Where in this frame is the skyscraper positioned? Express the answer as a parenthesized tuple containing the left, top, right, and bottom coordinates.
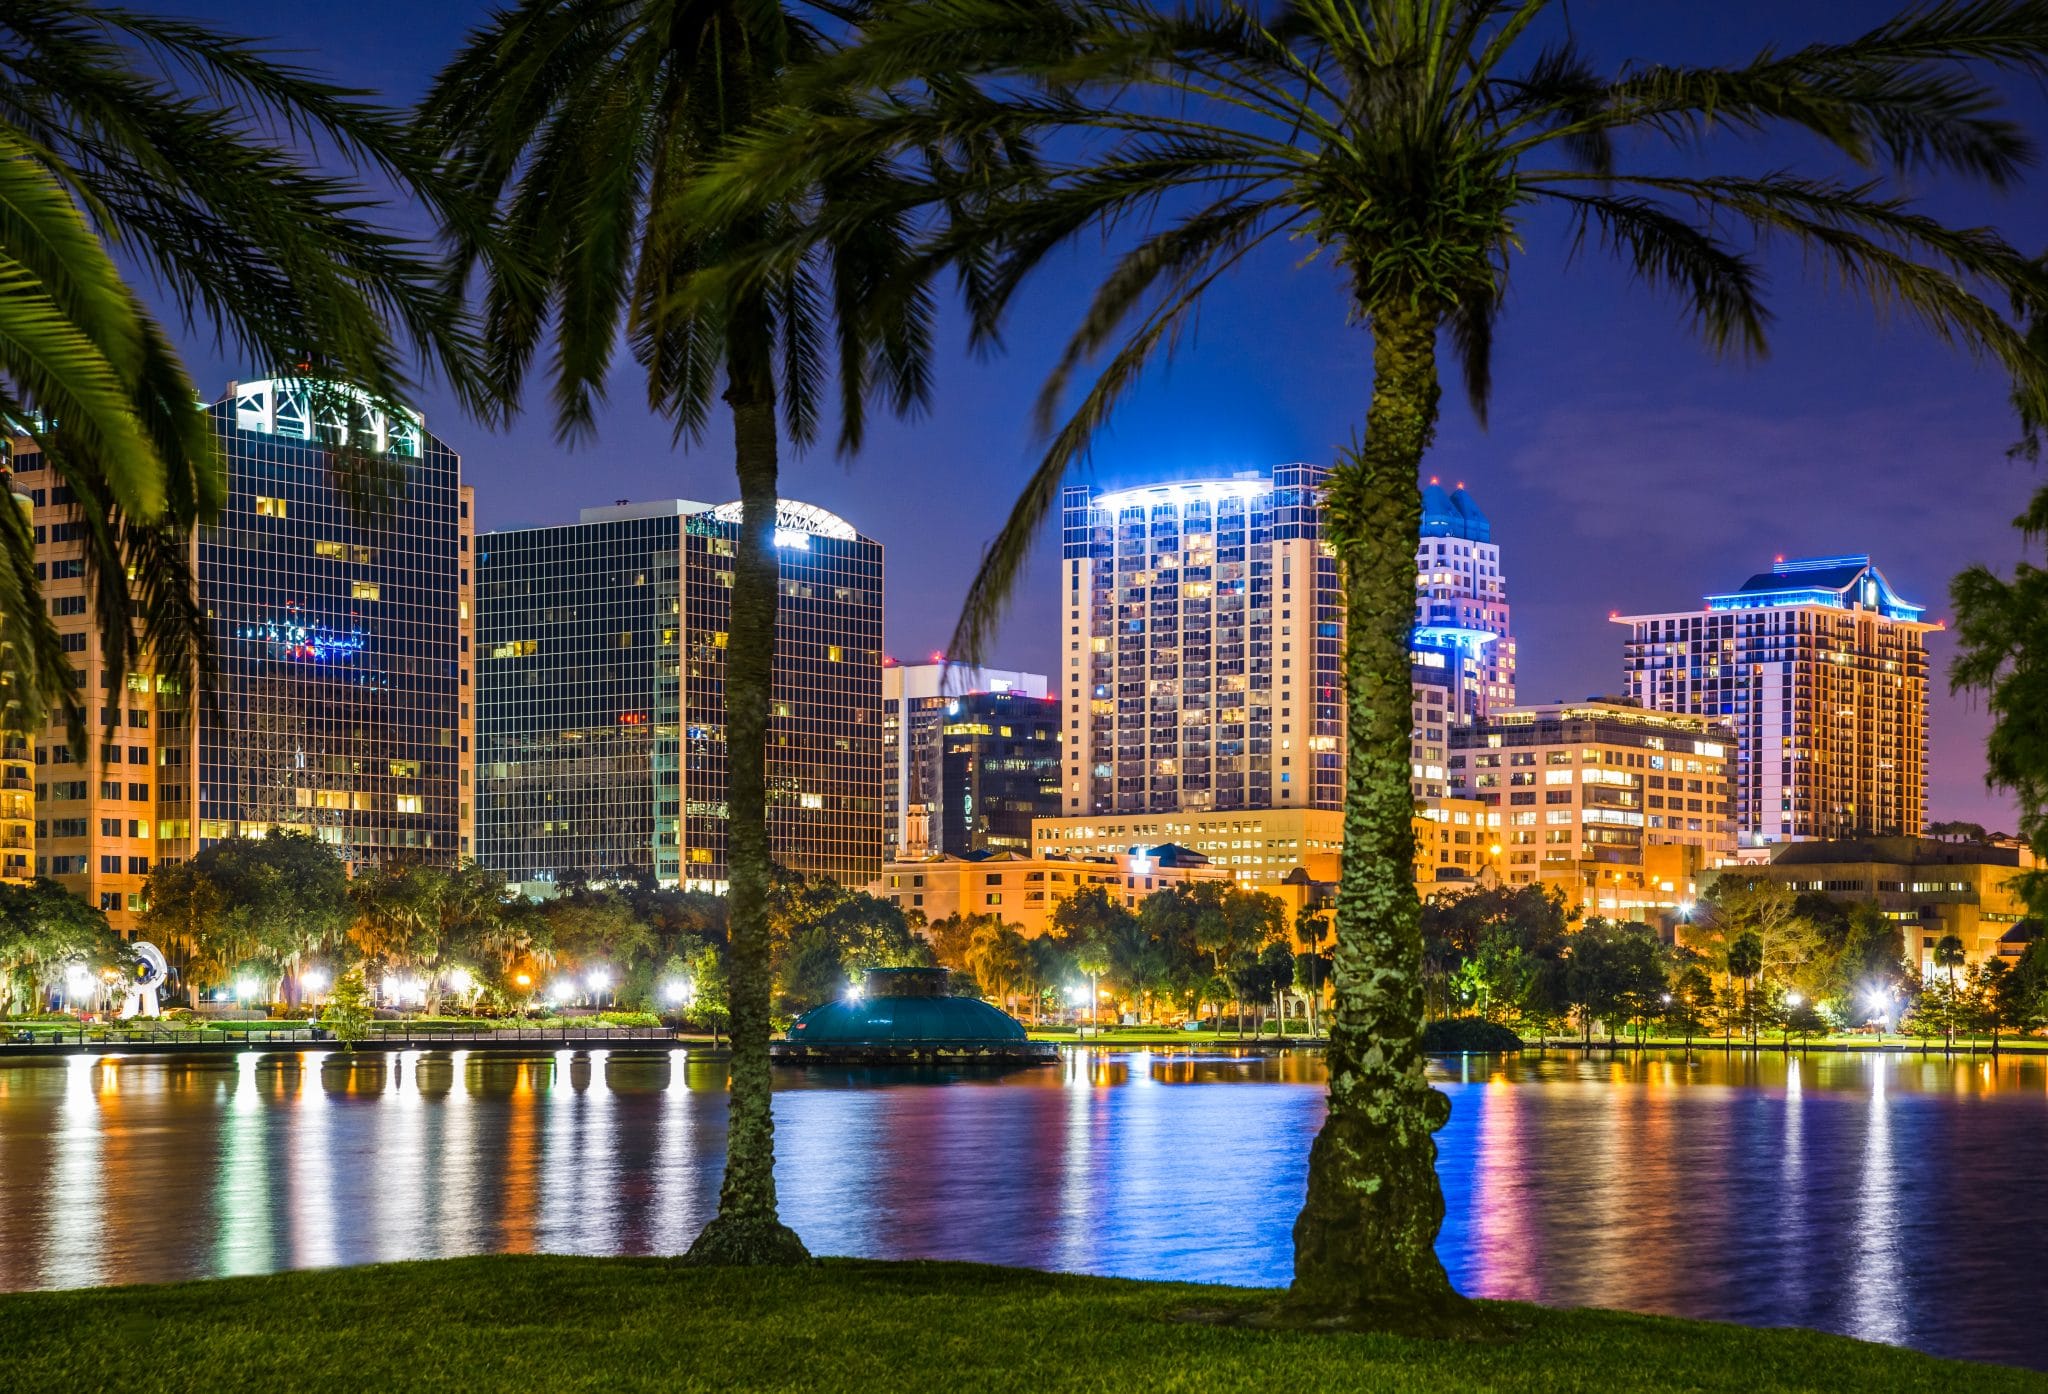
(27, 376, 474, 931)
(882, 662, 1058, 859)
(1414, 478, 1515, 721)
(475, 498, 883, 893)
(1614, 555, 1935, 847)
(1058, 467, 1342, 817)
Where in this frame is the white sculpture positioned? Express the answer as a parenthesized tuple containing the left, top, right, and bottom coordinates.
(118, 941, 168, 1019)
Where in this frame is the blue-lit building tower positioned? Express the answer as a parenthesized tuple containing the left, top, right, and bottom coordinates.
(1615, 555, 1935, 846)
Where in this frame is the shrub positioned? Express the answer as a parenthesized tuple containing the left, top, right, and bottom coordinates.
(1421, 1016, 1525, 1054)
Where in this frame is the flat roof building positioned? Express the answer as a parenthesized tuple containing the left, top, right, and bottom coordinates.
(882, 662, 1058, 860)
(874, 844, 1231, 935)
(1721, 836, 2038, 977)
(476, 497, 883, 893)
(1451, 700, 1734, 921)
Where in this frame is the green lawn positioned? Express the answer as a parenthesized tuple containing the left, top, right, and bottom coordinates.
(0, 1257, 2035, 1392)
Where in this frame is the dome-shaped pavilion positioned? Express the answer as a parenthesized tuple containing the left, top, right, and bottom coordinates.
(773, 967, 1056, 1064)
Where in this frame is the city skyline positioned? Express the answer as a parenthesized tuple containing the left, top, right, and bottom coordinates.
(152, 1, 2045, 837)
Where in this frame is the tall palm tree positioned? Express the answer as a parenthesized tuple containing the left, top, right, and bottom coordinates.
(1934, 932, 1968, 1048)
(0, 0, 476, 741)
(701, 0, 2048, 1325)
(417, 0, 938, 1266)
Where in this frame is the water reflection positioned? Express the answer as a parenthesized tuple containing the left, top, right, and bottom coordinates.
(5, 1046, 2048, 1368)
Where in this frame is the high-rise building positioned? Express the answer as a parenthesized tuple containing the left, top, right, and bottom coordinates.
(25, 376, 474, 931)
(1060, 467, 1342, 817)
(1414, 479, 1515, 719)
(475, 497, 882, 894)
(1450, 700, 1733, 917)
(1614, 555, 1935, 848)
(882, 663, 1058, 859)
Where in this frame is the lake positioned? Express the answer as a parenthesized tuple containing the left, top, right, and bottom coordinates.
(1, 1047, 2042, 1369)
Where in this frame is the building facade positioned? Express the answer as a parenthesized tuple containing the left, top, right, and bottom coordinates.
(476, 498, 882, 893)
(1615, 555, 1934, 848)
(882, 663, 1058, 860)
(1450, 700, 1733, 919)
(1723, 836, 2037, 977)
(874, 845, 1230, 934)
(1032, 798, 1497, 896)
(1059, 468, 1343, 818)
(25, 377, 473, 931)
(1414, 479, 1515, 721)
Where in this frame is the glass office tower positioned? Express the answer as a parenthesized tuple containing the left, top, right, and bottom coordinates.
(476, 498, 883, 892)
(28, 377, 473, 930)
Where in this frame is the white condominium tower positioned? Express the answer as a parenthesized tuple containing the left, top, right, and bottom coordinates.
(1059, 468, 1343, 816)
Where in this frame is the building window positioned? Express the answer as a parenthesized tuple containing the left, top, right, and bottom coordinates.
(351, 581, 381, 602)
(256, 496, 286, 518)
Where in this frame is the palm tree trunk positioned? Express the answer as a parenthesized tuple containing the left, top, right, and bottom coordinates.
(1288, 299, 1463, 1328)
(685, 377, 808, 1268)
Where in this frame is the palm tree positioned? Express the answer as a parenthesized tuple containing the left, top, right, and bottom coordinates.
(1727, 931, 1765, 1047)
(1934, 932, 1968, 1050)
(702, 0, 2048, 1324)
(417, 0, 938, 1267)
(0, 1, 475, 741)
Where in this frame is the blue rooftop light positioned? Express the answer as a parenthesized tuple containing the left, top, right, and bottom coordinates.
(1705, 555, 1926, 622)
(1419, 481, 1491, 542)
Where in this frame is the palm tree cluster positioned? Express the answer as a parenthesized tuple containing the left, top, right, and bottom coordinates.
(10, 0, 2048, 1328)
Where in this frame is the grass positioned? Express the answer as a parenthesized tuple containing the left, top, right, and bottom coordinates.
(0, 1257, 2035, 1392)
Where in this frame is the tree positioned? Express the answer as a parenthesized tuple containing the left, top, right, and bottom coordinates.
(686, 942, 732, 1045)
(1785, 1000, 1830, 1049)
(1953, 500, 2048, 918)
(0, 879, 124, 1014)
(707, 0, 2048, 1323)
(348, 859, 507, 1015)
(0, 3, 478, 745)
(322, 966, 374, 1049)
(1727, 932, 1765, 1046)
(1934, 933, 1969, 1050)
(141, 832, 352, 1002)
(1976, 956, 2037, 1052)
(1668, 965, 1715, 1049)
(420, 0, 949, 1267)
(1072, 937, 1113, 1028)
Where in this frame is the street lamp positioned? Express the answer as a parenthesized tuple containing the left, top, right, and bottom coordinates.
(301, 967, 330, 994)
(586, 968, 611, 1009)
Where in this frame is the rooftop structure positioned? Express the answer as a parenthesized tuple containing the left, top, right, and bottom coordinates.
(1616, 555, 1936, 847)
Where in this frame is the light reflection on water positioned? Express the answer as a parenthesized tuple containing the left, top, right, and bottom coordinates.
(2, 1047, 2046, 1368)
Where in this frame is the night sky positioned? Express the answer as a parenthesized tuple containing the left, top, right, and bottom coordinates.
(148, 0, 2048, 829)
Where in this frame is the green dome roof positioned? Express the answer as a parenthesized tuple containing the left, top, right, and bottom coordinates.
(786, 978, 1029, 1046)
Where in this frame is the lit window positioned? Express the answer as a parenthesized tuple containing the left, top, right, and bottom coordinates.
(799, 792, 824, 810)
(395, 796, 421, 814)
(827, 645, 843, 662)
(351, 581, 380, 601)
(256, 496, 286, 518)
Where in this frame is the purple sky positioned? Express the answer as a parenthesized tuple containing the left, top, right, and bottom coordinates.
(153, 0, 2048, 830)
